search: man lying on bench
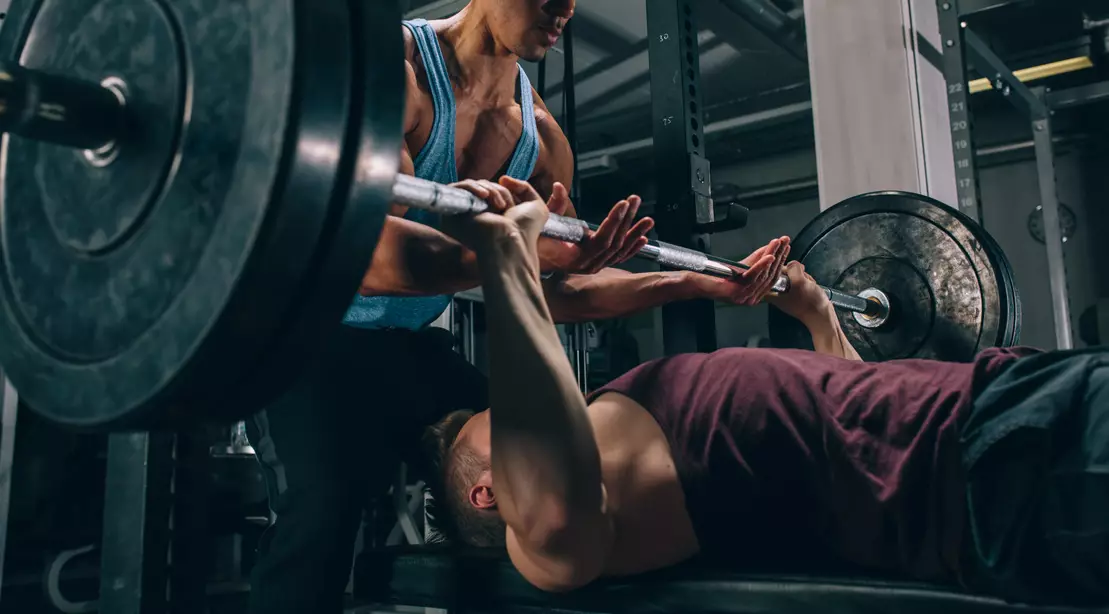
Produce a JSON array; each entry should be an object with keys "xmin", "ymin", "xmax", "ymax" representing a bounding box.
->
[{"xmin": 423, "ymin": 177, "xmax": 1109, "ymax": 608}]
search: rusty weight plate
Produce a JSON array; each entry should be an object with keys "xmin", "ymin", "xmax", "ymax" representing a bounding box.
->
[{"xmin": 768, "ymin": 191, "xmax": 1020, "ymax": 362}]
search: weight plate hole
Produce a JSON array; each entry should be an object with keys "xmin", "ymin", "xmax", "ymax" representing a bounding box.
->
[{"xmin": 82, "ymin": 76, "xmax": 129, "ymax": 167}]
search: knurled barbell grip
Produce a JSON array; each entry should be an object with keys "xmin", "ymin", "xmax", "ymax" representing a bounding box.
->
[
  {"xmin": 391, "ymin": 174, "xmax": 590, "ymax": 241},
  {"xmin": 0, "ymin": 63, "xmax": 125, "ymax": 151},
  {"xmin": 391, "ymin": 175, "xmax": 879, "ymax": 317}
]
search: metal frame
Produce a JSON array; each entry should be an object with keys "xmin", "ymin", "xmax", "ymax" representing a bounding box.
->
[
  {"xmin": 1046, "ymin": 80, "xmax": 1109, "ymax": 110},
  {"xmin": 98, "ymin": 432, "xmax": 177, "ymax": 614},
  {"xmin": 97, "ymin": 431, "xmax": 208, "ymax": 613},
  {"xmin": 936, "ymin": 0, "xmax": 1106, "ymax": 350},
  {"xmin": 714, "ymin": 0, "xmax": 806, "ymax": 63},
  {"xmin": 647, "ymin": 0, "xmax": 718, "ymax": 355},
  {"xmin": 170, "ymin": 430, "xmax": 211, "ymax": 612},
  {"xmin": 559, "ymin": 22, "xmax": 593, "ymax": 392},
  {"xmin": 962, "ymin": 27, "xmax": 1049, "ymax": 118},
  {"xmin": 0, "ymin": 7, "xmax": 18, "ymax": 608},
  {"xmin": 563, "ymin": 18, "xmax": 581, "ymax": 200},
  {"xmin": 0, "ymin": 377, "xmax": 16, "ymax": 605},
  {"xmin": 937, "ymin": 0, "xmax": 983, "ymax": 222},
  {"xmin": 1029, "ymin": 103, "xmax": 1074, "ymax": 349}
]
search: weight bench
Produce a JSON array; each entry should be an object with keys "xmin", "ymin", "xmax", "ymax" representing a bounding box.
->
[
  {"xmin": 354, "ymin": 547, "xmax": 1107, "ymax": 614},
  {"xmin": 356, "ymin": 464, "xmax": 1107, "ymax": 614}
]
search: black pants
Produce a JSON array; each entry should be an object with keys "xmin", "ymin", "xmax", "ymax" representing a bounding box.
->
[
  {"xmin": 244, "ymin": 326, "xmax": 487, "ymax": 614},
  {"xmin": 961, "ymin": 348, "xmax": 1109, "ymax": 607}
]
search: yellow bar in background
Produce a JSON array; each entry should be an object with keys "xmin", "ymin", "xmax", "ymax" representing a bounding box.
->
[{"xmin": 969, "ymin": 56, "xmax": 1094, "ymax": 93}]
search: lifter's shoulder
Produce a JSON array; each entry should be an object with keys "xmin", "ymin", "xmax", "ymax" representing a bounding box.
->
[
  {"xmin": 528, "ymin": 90, "xmax": 574, "ymax": 199},
  {"xmin": 402, "ymin": 24, "xmax": 417, "ymax": 62},
  {"xmin": 402, "ymin": 26, "xmax": 431, "ymax": 135},
  {"xmin": 402, "ymin": 25, "xmax": 421, "ymax": 87},
  {"xmin": 531, "ymin": 92, "xmax": 571, "ymax": 158}
]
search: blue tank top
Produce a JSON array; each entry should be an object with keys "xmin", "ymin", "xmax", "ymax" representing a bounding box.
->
[{"xmin": 342, "ymin": 19, "xmax": 541, "ymax": 330}]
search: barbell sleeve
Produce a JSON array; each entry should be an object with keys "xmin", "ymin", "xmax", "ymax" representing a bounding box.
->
[
  {"xmin": 390, "ymin": 174, "xmax": 887, "ymax": 319},
  {"xmin": 0, "ymin": 63, "xmax": 125, "ymax": 151}
]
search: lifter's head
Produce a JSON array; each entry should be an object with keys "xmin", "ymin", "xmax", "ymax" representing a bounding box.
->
[
  {"xmin": 471, "ymin": 0, "xmax": 575, "ymax": 62},
  {"xmin": 423, "ymin": 409, "xmax": 504, "ymax": 547}
]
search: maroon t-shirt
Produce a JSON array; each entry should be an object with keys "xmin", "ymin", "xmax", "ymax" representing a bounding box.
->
[{"xmin": 588, "ymin": 347, "xmax": 1038, "ymax": 583}]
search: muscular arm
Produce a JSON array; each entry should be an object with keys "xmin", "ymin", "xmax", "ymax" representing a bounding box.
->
[
  {"xmin": 529, "ymin": 92, "xmax": 577, "ymax": 216},
  {"xmin": 359, "ymin": 53, "xmax": 483, "ymax": 296},
  {"xmin": 528, "ymin": 93, "xmax": 712, "ymax": 321},
  {"xmin": 543, "ymin": 269, "xmax": 713, "ymax": 323},
  {"xmin": 359, "ymin": 217, "xmax": 481, "ymax": 296},
  {"xmin": 479, "ymin": 223, "xmax": 613, "ymax": 592},
  {"xmin": 805, "ymin": 305, "xmax": 863, "ymax": 361}
]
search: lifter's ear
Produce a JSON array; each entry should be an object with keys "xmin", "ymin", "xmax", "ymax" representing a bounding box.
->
[{"xmin": 469, "ymin": 477, "xmax": 496, "ymax": 510}]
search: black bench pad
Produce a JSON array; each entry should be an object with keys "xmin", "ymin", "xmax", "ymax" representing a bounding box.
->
[{"xmin": 354, "ymin": 547, "xmax": 1107, "ymax": 614}]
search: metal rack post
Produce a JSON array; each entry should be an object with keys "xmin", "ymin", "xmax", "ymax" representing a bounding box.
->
[
  {"xmin": 937, "ymin": 0, "xmax": 983, "ymax": 222},
  {"xmin": 646, "ymin": 0, "xmax": 718, "ymax": 355},
  {"xmin": 99, "ymin": 433, "xmax": 176, "ymax": 614},
  {"xmin": 937, "ymin": 1, "xmax": 1080, "ymax": 349},
  {"xmin": 1030, "ymin": 104, "xmax": 1074, "ymax": 349},
  {"xmin": 0, "ymin": 378, "xmax": 16, "ymax": 605}
]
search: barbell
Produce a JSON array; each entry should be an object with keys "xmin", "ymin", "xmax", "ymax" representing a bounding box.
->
[
  {"xmin": 0, "ymin": 0, "xmax": 1019, "ymax": 430},
  {"xmin": 0, "ymin": 59, "xmax": 880, "ymax": 319}
]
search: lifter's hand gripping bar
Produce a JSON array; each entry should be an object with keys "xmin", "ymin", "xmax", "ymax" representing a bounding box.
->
[{"xmin": 391, "ymin": 175, "xmax": 886, "ymax": 319}]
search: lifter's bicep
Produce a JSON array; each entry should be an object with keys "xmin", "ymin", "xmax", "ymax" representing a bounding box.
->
[
  {"xmin": 505, "ymin": 493, "xmax": 615, "ymax": 593},
  {"xmin": 392, "ymin": 59, "xmax": 422, "ymax": 216},
  {"xmin": 530, "ymin": 90, "xmax": 577, "ymax": 217}
]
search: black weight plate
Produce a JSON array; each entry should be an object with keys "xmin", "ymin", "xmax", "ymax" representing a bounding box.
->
[
  {"xmin": 215, "ymin": 0, "xmax": 404, "ymax": 422},
  {"xmin": 941, "ymin": 196, "xmax": 1021, "ymax": 349},
  {"xmin": 0, "ymin": 0, "xmax": 362, "ymax": 428},
  {"xmin": 974, "ymin": 214, "xmax": 1022, "ymax": 347},
  {"xmin": 768, "ymin": 191, "xmax": 1018, "ymax": 362}
]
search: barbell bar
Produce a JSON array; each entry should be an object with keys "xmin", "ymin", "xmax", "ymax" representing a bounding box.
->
[
  {"xmin": 0, "ymin": 60, "xmax": 886, "ymax": 321},
  {"xmin": 391, "ymin": 174, "xmax": 885, "ymax": 318}
]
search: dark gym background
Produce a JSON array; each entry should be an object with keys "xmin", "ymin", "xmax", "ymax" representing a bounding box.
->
[{"xmin": 4, "ymin": 0, "xmax": 1108, "ymax": 612}]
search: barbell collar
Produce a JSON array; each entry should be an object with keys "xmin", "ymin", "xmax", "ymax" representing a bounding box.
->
[
  {"xmin": 0, "ymin": 63, "xmax": 126, "ymax": 152},
  {"xmin": 852, "ymin": 288, "xmax": 892, "ymax": 328}
]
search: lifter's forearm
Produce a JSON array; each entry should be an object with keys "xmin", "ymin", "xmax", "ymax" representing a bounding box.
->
[
  {"xmin": 478, "ymin": 233, "xmax": 607, "ymax": 550},
  {"xmin": 805, "ymin": 306, "xmax": 863, "ymax": 361},
  {"xmin": 544, "ymin": 268, "xmax": 709, "ymax": 323},
  {"xmin": 358, "ymin": 220, "xmax": 571, "ymax": 298},
  {"xmin": 359, "ymin": 216, "xmax": 482, "ymax": 297}
]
